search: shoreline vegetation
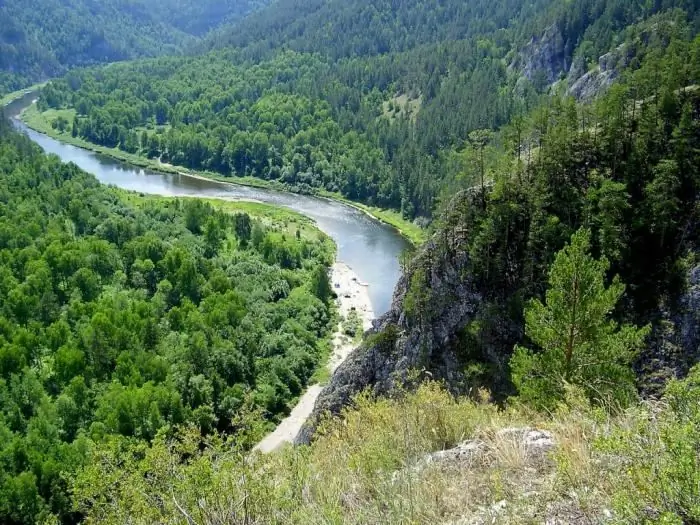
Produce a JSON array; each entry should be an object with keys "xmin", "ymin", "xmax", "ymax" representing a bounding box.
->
[
  {"xmin": 0, "ymin": 82, "xmax": 47, "ymax": 107},
  {"xmin": 255, "ymin": 261, "xmax": 374, "ymax": 453},
  {"xmin": 6, "ymin": 93, "xmax": 385, "ymax": 454},
  {"xmin": 16, "ymin": 99, "xmax": 426, "ymax": 246},
  {"xmin": 126, "ymin": 190, "xmax": 347, "ymax": 408},
  {"xmin": 0, "ymin": 113, "xmax": 351, "ymax": 522}
]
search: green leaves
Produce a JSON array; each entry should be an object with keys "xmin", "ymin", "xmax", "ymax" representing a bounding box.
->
[
  {"xmin": 510, "ymin": 229, "xmax": 650, "ymax": 410},
  {"xmin": 0, "ymin": 120, "xmax": 335, "ymax": 523}
]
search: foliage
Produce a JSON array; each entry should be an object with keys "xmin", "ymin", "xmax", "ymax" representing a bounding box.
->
[
  {"xmin": 67, "ymin": 374, "xmax": 700, "ymax": 524},
  {"xmin": 342, "ymin": 309, "xmax": 362, "ymax": 339},
  {"xmin": 510, "ymin": 229, "xmax": 650, "ymax": 410},
  {"xmin": 34, "ymin": 1, "xmax": 700, "ymax": 219},
  {"xmin": 590, "ymin": 365, "xmax": 700, "ymax": 523},
  {"xmin": 2, "ymin": 0, "xmax": 700, "ymax": 522},
  {"xmin": 0, "ymin": 118, "xmax": 334, "ymax": 524},
  {"xmin": 0, "ymin": 0, "xmax": 268, "ymax": 97},
  {"xmin": 71, "ymin": 383, "xmax": 512, "ymax": 524},
  {"xmin": 428, "ymin": 28, "xmax": 699, "ymax": 396}
]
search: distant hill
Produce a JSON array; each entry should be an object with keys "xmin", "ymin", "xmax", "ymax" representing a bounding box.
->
[{"xmin": 0, "ymin": 0, "xmax": 268, "ymax": 95}]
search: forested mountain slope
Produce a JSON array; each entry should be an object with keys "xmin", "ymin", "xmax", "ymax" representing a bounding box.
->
[
  {"xmin": 0, "ymin": 117, "xmax": 335, "ymax": 523},
  {"xmin": 204, "ymin": 0, "xmax": 557, "ymax": 59},
  {"xmin": 36, "ymin": 1, "xmax": 700, "ymax": 219},
  {"xmin": 0, "ymin": 0, "xmax": 267, "ymax": 97},
  {"xmin": 28, "ymin": 1, "xmax": 700, "ymax": 398},
  {"xmin": 301, "ymin": 21, "xmax": 700, "ymax": 439},
  {"xmin": 206, "ymin": 0, "xmax": 700, "ymax": 64}
]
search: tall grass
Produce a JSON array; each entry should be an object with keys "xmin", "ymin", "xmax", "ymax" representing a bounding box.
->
[{"xmin": 73, "ymin": 371, "xmax": 700, "ymax": 524}]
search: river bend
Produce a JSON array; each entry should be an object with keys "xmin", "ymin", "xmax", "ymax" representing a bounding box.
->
[{"xmin": 4, "ymin": 93, "xmax": 409, "ymax": 314}]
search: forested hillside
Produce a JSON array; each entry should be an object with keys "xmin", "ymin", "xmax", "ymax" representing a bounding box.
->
[
  {"xmin": 304, "ymin": 36, "xmax": 700, "ymax": 428},
  {"xmin": 0, "ymin": 118, "xmax": 336, "ymax": 523},
  {"xmin": 0, "ymin": 0, "xmax": 267, "ymax": 97},
  {"xmin": 206, "ymin": 0, "xmax": 697, "ymax": 63},
  {"xmin": 36, "ymin": 1, "xmax": 700, "ymax": 219},
  {"xmin": 4, "ymin": 0, "xmax": 700, "ymax": 522}
]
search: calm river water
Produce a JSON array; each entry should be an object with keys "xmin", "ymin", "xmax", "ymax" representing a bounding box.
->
[{"xmin": 4, "ymin": 93, "xmax": 410, "ymax": 314}]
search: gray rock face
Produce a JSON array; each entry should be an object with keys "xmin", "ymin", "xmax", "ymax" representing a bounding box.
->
[
  {"xmin": 509, "ymin": 23, "xmax": 618, "ymax": 100},
  {"xmin": 680, "ymin": 264, "xmax": 700, "ymax": 354},
  {"xmin": 510, "ymin": 24, "xmax": 568, "ymax": 86},
  {"xmin": 390, "ymin": 427, "xmax": 555, "ymax": 485},
  {"xmin": 567, "ymin": 44, "xmax": 632, "ymax": 101},
  {"xmin": 294, "ymin": 242, "xmax": 478, "ymax": 442},
  {"xmin": 296, "ymin": 189, "xmax": 510, "ymax": 444},
  {"xmin": 497, "ymin": 427, "xmax": 556, "ymax": 451},
  {"xmin": 639, "ymin": 262, "xmax": 700, "ymax": 395},
  {"xmin": 423, "ymin": 439, "xmax": 485, "ymax": 466}
]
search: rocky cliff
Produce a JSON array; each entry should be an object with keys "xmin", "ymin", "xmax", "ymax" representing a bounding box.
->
[
  {"xmin": 296, "ymin": 189, "xmax": 522, "ymax": 444},
  {"xmin": 510, "ymin": 24, "xmax": 568, "ymax": 88},
  {"xmin": 297, "ymin": 186, "xmax": 700, "ymax": 443},
  {"xmin": 639, "ymin": 262, "xmax": 700, "ymax": 395},
  {"xmin": 511, "ymin": 19, "xmax": 668, "ymax": 101},
  {"xmin": 566, "ymin": 43, "xmax": 633, "ymax": 101}
]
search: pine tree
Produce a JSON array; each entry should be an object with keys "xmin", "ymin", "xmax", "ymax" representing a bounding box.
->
[{"xmin": 510, "ymin": 228, "xmax": 650, "ymax": 410}]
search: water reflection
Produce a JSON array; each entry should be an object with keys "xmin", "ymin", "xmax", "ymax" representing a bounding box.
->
[{"xmin": 4, "ymin": 94, "xmax": 409, "ymax": 314}]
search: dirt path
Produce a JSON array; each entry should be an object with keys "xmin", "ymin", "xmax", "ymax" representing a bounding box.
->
[{"xmin": 254, "ymin": 262, "xmax": 374, "ymax": 453}]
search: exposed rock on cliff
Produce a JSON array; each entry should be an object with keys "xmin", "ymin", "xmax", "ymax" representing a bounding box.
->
[
  {"xmin": 297, "ymin": 184, "xmax": 699, "ymax": 444},
  {"xmin": 509, "ymin": 23, "xmax": 624, "ymax": 101},
  {"xmin": 296, "ymin": 189, "xmax": 522, "ymax": 444},
  {"xmin": 567, "ymin": 44, "xmax": 633, "ymax": 101},
  {"xmin": 510, "ymin": 24, "xmax": 568, "ymax": 87},
  {"xmin": 639, "ymin": 262, "xmax": 700, "ymax": 395},
  {"xmin": 512, "ymin": 19, "xmax": 670, "ymax": 101}
]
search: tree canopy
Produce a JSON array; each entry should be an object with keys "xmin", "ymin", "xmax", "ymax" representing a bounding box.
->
[
  {"xmin": 36, "ymin": 2, "xmax": 700, "ymax": 219},
  {"xmin": 510, "ymin": 229, "xmax": 650, "ymax": 410},
  {"xmin": 0, "ymin": 0, "xmax": 269, "ymax": 97},
  {"xmin": 0, "ymin": 117, "xmax": 334, "ymax": 524}
]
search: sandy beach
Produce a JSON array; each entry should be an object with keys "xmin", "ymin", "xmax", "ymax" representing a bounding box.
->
[{"xmin": 254, "ymin": 261, "xmax": 374, "ymax": 453}]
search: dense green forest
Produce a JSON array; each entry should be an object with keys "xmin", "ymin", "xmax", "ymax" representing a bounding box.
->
[
  {"xmin": 2, "ymin": 0, "xmax": 700, "ymax": 522},
  {"xmin": 397, "ymin": 29, "xmax": 700, "ymax": 398},
  {"xmin": 205, "ymin": 0, "xmax": 697, "ymax": 62},
  {"xmin": 36, "ymin": 1, "xmax": 700, "ymax": 219},
  {"xmin": 0, "ymin": 0, "xmax": 267, "ymax": 97},
  {"xmin": 0, "ymin": 118, "xmax": 336, "ymax": 523}
]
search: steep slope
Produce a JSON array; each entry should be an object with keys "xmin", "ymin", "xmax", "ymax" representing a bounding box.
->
[
  {"xmin": 3, "ymin": 1, "xmax": 700, "ymax": 522},
  {"xmin": 299, "ymin": 39, "xmax": 700, "ymax": 440},
  {"xmin": 66, "ymin": 371, "xmax": 700, "ymax": 524},
  {"xmin": 0, "ymin": 0, "xmax": 268, "ymax": 96},
  {"xmin": 204, "ymin": 0, "xmax": 558, "ymax": 59},
  {"xmin": 38, "ymin": 2, "xmax": 700, "ymax": 220}
]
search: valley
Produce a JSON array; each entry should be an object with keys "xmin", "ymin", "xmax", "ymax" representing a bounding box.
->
[{"xmin": 0, "ymin": 0, "xmax": 698, "ymax": 523}]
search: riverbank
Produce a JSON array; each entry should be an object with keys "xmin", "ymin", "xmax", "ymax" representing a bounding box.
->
[
  {"xmin": 318, "ymin": 191, "xmax": 425, "ymax": 246},
  {"xmin": 19, "ymin": 101, "xmax": 426, "ymax": 246},
  {"xmin": 255, "ymin": 261, "xmax": 374, "ymax": 453},
  {"xmin": 0, "ymin": 83, "xmax": 47, "ymax": 108},
  {"xmin": 119, "ymin": 190, "xmax": 336, "ymax": 255}
]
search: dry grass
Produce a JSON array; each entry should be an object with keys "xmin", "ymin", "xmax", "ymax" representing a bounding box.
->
[{"xmin": 74, "ymin": 379, "xmax": 700, "ymax": 524}]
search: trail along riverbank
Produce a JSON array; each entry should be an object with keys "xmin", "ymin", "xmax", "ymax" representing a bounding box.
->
[{"xmin": 254, "ymin": 262, "xmax": 374, "ymax": 453}]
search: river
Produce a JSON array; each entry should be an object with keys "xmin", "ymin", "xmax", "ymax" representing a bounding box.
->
[{"xmin": 3, "ymin": 93, "xmax": 410, "ymax": 315}]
